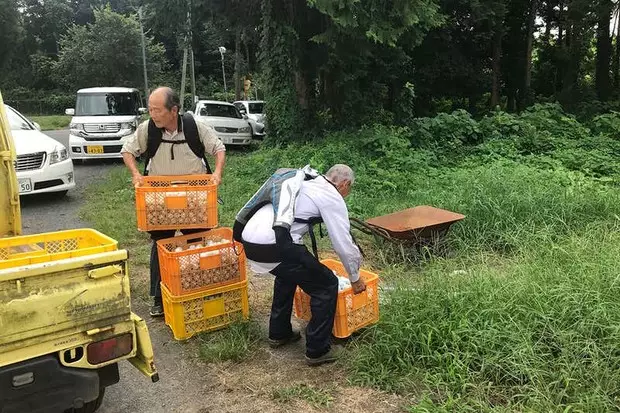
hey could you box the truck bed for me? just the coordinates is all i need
[0,250,133,368]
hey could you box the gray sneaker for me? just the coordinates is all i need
[305,345,344,367]
[268,330,302,348]
[149,303,164,317]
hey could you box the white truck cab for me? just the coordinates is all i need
[66,87,146,160]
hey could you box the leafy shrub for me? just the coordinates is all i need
[478,110,535,140]
[410,109,482,148]
[589,112,620,138]
[571,99,620,121]
[519,103,590,141]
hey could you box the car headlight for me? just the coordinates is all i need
[121,122,136,130]
[49,146,69,164]
[69,123,84,131]
[238,126,251,133]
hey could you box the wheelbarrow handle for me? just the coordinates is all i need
[349,217,394,241]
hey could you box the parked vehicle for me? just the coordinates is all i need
[233,100,266,139]
[66,87,146,160]
[1,92,158,413]
[6,105,75,197]
[191,100,253,146]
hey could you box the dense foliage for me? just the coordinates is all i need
[1,0,619,127]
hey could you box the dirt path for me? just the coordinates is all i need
[100,270,405,413]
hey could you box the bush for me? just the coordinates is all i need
[519,103,590,141]
[4,89,75,115]
[589,112,620,138]
[410,110,482,148]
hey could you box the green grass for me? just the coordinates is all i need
[28,115,71,130]
[348,228,620,411]
[272,383,335,408]
[79,113,620,411]
[79,166,151,267]
[197,319,262,363]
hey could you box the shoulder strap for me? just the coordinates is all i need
[144,119,163,175]
[181,113,212,174]
[294,217,323,259]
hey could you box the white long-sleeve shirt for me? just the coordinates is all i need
[241,176,361,282]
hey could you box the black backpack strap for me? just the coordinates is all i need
[181,113,212,174]
[144,119,164,175]
[294,217,323,259]
[144,114,214,175]
[350,230,365,258]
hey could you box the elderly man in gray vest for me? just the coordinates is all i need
[121,87,225,317]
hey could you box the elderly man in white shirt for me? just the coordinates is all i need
[239,164,365,366]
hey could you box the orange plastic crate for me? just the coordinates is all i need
[135,174,218,231]
[293,259,379,338]
[157,228,246,296]
[162,280,249,340]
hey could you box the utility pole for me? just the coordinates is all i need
[138,6,149,99]
[180,46,188,112]
[190,49,196,108]
[219,46,227,99]
[179,6,191,113]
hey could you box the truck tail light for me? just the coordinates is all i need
[87,333,133,365]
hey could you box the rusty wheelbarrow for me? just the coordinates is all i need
[350,205,465,252]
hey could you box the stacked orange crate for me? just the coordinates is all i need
[135,175,249,340]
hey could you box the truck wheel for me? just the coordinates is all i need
[66,388,105,413]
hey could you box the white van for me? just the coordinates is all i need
[66,87,146,160]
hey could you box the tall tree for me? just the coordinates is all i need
[595,0,613,100]
[55,6,166,90]
[0,0,22,72]
[520,0,539,110]
[614,8,620,89]
[20,0,73,55]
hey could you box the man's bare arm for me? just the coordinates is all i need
[122,152,143,186]
[212,150,225,185]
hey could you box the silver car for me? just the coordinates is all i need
[233,100,266,139]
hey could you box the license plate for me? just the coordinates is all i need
[18,178,32,193]
[87,146,104,154]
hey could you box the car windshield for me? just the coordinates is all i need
[248,102,264,114]
[75,92,139,116]
[5,106,33,130]
[199,103,242,119]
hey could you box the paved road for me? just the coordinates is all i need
[20,130,121,234]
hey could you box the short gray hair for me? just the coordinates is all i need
[152,86,180,111]
[326,164,355,185]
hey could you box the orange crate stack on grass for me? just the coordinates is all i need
[156,227,246,296]
[294,258,379,338]
[135,174,218,232]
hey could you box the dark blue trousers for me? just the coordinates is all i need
[269,247,338,358]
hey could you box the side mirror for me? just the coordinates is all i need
[138,107,147,115]
[239,108,247,115]
[186,110,194,115]
[33,122,41,131]
[65,108,75,116]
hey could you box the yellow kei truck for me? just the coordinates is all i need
[0,93,158,413]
